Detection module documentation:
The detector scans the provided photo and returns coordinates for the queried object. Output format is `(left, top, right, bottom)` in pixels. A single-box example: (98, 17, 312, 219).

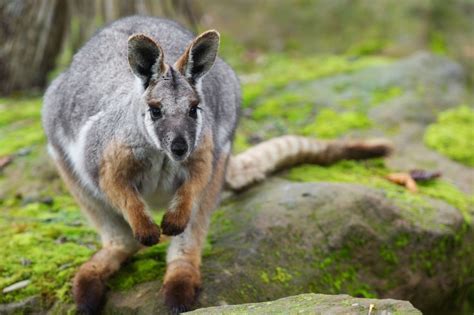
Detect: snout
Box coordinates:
(170, 136, 188, 159)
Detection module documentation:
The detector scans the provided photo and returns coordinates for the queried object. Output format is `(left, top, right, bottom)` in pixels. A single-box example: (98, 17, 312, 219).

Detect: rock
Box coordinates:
(102, 179, 472, 315)
(286, 52, 474, 193)
(2, 280, 31, 294)
(0, 296, 40, 315)
(187, 293, 421, 315)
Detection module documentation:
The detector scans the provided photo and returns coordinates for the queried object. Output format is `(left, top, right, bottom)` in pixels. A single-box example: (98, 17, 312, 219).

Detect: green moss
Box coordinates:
(0, 122, 45, 156)
(347, 39, 387, 56)
(241, 54, 392, 108)
(395, 234, 410, 248)
(302, 109, 371, 139)
(108, 243, 167, 291)
(232, 131, 251, 154)
(252, 92, 312, 123)
(272, 267, 293, 284)
(0, 98, 45, 156)
(424, 105, 474, 166)
(260, 271, 270, 284)
(0, 98, 42, 126)
(232, 55, 395, 155)
(417, 180, 472, 222)
(286, 159, 472, 224)
(308, 246, 377, 298)
(242, 84, 265, 108)
(429, 31, 448, 55)
(409, 233, 466, 276)
(371, 86, 403, 105)
(0, 197, 98, 305)
(380, 246, 399, 265)
(286, 159, 386, 184)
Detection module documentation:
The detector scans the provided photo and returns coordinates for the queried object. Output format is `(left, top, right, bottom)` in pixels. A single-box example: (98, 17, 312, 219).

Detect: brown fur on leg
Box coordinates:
(73, 246, 132, 315)
(161, 134, 214, 236)
(162, 260, 202, 314)
(100, 141, 161, 246)
(73, 266, 105, 315)
(162, 152, 229, 313)
(51, 148, 141, 314)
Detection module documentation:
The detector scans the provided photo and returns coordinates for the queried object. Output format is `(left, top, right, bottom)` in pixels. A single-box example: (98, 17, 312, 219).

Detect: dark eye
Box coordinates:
(149, 107, 162, 120)
(189, 106, 198, 119)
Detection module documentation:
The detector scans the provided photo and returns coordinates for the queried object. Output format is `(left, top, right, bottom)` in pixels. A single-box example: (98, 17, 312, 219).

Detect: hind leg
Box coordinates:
(72, 204, 140, 314)
(54, 159, 140, 314)
(161, 152, 229, 313)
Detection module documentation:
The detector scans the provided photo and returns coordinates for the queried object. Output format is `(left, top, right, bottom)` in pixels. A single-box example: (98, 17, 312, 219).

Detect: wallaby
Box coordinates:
(42, 16, 392, 314)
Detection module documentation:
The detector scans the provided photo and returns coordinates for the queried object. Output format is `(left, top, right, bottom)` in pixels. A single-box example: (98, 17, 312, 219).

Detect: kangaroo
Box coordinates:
(42, 16, 392, 314)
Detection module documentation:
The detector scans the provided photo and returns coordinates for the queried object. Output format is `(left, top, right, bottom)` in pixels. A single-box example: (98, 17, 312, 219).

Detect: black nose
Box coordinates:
(171, 137, 188, 157)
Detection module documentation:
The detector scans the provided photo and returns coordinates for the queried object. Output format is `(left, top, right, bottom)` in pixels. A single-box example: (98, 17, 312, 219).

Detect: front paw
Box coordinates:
(161, 212, 189, 236)
(134, 220, 161, 246)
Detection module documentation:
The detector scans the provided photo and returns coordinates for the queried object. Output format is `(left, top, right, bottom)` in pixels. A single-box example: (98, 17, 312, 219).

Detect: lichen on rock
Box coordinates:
(187, 293, 422, 315)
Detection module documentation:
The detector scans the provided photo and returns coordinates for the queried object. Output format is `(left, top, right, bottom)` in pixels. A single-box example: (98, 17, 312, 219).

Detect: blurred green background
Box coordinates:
(1, 0, 473, 94)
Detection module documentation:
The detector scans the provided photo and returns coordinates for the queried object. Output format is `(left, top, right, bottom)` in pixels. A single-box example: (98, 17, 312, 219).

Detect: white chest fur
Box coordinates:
(140, 153, 188, 210)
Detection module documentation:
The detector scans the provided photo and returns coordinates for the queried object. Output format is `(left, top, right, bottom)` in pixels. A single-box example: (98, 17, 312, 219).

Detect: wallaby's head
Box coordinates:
(128, 30, 220, 162)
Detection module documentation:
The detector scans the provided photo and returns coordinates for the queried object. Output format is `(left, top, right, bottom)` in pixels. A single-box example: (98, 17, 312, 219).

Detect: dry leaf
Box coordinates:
(0, 156, 13, 170)
(385, 173, 418, 193)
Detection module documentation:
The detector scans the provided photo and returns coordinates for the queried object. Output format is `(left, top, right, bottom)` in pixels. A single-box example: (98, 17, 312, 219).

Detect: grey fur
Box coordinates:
(42, 16, 240, 198)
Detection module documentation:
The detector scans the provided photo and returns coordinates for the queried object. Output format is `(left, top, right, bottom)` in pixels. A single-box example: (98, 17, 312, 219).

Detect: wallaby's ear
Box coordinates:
(175, 30, 220, 83)
(128, 34, 165, 88)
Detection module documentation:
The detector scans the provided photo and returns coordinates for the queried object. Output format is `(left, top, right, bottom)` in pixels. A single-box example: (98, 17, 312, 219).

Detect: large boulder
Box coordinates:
(282, 52, 474, 192)
(102, 179, 472, 314)
(188, 293, 421, 315)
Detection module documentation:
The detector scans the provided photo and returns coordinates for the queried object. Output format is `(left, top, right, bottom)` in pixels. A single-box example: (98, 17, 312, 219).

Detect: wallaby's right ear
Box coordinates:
(128, 34, 165, 88)
(174, 30, 220, 84)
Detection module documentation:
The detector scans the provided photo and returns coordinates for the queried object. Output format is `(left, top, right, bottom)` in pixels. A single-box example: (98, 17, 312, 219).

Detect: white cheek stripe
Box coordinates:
(194, 108, 203, 148)
(144, 114, 162, 149)
(133, 75, 145, 94)
(194, 80, 205, 148)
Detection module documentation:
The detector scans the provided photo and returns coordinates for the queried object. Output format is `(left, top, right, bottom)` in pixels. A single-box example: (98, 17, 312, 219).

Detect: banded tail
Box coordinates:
(225, 135, 393, 190)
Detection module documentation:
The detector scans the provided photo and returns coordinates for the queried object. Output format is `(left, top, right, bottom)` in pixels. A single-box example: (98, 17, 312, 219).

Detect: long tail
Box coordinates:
(225, 135, 393, 190)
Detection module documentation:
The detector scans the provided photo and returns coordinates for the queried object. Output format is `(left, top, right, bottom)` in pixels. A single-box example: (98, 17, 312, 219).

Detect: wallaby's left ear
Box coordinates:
(128, 34, 165, 88)
(175, 30, 220, 83)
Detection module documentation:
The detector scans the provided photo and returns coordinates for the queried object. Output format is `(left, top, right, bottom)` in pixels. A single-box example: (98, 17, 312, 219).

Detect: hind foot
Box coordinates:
(162, 262, 201, 314)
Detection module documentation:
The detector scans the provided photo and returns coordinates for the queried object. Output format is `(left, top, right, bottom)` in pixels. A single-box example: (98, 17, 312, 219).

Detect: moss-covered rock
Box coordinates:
(424, 106, 474, 167)
(188, 293, 421, 315)
(99, 178, 473, 315)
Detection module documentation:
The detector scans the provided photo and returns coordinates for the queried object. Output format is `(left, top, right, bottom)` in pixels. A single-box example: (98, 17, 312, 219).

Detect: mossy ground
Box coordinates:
(286, 159, 472, 224)
(0, 98, 45, 156)
(0, 97, 97, 305)
(0, 195, 97, 305)
(424, 105, 474, 167)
